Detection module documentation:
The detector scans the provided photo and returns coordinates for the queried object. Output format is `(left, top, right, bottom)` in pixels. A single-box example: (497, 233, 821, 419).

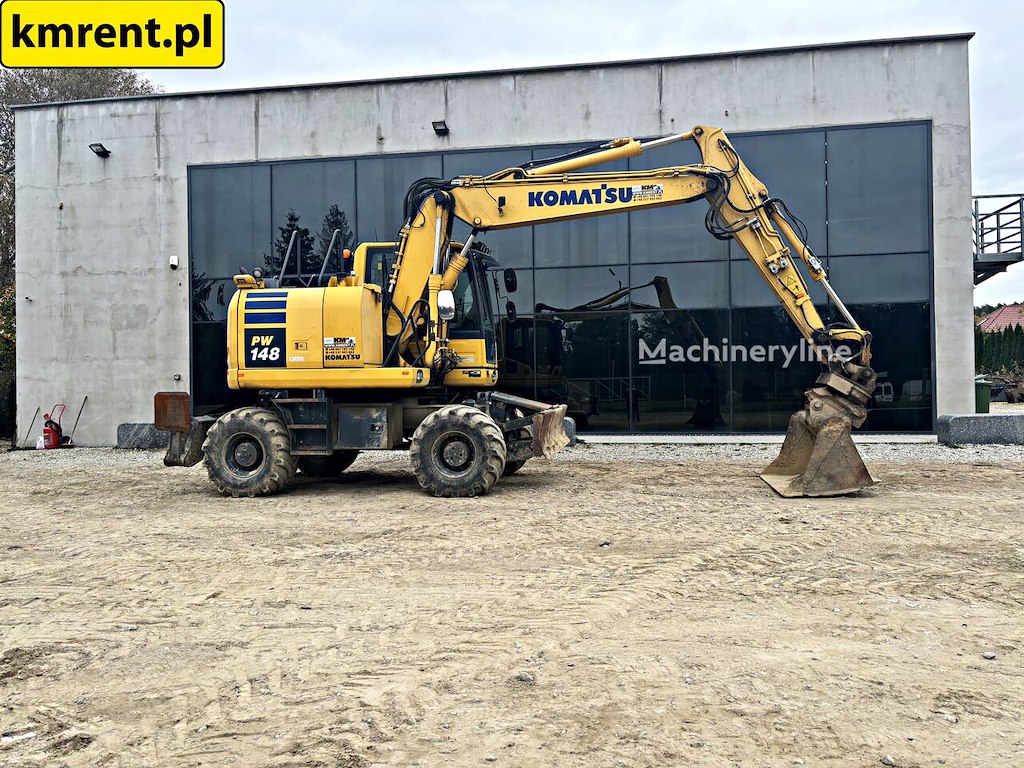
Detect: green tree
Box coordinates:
(975, 303, 1004, 318)
(0, 284, 13, 372)
(316, 204, 355, 277)
(265, 209, 315, 279)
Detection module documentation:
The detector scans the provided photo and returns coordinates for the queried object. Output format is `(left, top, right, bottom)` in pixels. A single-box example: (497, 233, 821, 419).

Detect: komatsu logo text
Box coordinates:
(527, 184, 663, 207)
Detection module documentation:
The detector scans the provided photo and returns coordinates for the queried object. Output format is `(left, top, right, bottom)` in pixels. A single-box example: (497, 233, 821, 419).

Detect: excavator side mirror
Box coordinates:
(503, 268, 518, 293)
(506, 300, 517, 323)
(438, 289, 456, 321)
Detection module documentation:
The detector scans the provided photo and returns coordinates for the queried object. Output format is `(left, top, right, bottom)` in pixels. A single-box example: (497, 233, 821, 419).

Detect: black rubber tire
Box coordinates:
(410, 404, 506, 497)
(202, 407, 297, 497)
(501, 407, 529, 477)
(563, 416, 578, 447)
(297, 450, 359, 477)
(503, 459, 527, 476)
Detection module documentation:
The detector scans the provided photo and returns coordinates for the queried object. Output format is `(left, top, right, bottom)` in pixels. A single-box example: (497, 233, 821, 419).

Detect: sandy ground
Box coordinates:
(0, 442, 1022, 768)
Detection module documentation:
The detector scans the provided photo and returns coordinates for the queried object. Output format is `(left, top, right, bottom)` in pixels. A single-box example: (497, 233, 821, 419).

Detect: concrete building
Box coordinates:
(14, 33, 974, 445)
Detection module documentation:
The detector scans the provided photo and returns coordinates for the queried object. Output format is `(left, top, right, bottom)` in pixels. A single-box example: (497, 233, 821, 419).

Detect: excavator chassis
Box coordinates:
(156, 391, 574, 493)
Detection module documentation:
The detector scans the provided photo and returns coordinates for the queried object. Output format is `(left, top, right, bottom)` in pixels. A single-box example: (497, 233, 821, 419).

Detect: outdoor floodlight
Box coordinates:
(89, 143, 111, 158)
(431, 120, 449, 136)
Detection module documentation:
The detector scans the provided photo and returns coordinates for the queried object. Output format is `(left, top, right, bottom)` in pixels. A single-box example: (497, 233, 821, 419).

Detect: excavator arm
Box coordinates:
(385, 124, 878, 497)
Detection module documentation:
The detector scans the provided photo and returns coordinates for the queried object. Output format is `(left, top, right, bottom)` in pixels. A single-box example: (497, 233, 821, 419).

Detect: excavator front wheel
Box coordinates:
(203, 407, 297, 498)
(410, 405, 507, 497)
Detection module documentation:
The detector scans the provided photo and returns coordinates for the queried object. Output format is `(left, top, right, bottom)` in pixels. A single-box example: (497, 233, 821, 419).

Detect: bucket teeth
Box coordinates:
(761, 409, 875, 498)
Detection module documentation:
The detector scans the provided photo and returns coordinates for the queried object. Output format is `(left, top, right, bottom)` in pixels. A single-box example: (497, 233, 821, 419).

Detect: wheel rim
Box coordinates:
(225, 433, 265, 476)
(436, 431, 475, 476)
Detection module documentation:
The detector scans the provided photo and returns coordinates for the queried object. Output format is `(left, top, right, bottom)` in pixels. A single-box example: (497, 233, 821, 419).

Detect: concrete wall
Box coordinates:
(14, 36, 974, 445)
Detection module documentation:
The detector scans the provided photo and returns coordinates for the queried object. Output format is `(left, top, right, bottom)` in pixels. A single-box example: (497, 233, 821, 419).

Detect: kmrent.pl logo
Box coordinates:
(0, 1, 224, 68)
(638, 337, 853, 368)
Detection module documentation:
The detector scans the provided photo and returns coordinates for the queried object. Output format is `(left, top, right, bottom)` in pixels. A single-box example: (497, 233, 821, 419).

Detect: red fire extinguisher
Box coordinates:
(42, 404, 66, 449)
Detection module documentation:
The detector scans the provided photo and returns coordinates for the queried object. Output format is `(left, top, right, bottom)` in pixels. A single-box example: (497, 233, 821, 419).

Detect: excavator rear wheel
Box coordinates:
(410, 405, 506, 497)
(203, 407, 297, 497)
(297, 450, 359, 477)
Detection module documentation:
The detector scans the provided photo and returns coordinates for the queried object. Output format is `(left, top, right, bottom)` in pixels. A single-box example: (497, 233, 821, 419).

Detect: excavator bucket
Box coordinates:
(531, 403, 570, 459)
(760, 409, 876, 498)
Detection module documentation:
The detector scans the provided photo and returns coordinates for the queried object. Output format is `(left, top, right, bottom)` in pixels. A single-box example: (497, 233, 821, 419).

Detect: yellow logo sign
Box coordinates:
(0, 1, 224, 68)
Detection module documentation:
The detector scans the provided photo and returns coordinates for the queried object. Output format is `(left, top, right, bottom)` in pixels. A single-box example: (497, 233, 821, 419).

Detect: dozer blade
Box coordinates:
(531, 403, 570, 459)
(760, 410, 876, 498)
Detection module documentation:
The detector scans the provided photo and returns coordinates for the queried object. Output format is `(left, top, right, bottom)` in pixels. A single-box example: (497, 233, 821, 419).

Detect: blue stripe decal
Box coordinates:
(245, 312, 287, 324)
(252, 292, 289, 298)
(245, 300, 287, 309)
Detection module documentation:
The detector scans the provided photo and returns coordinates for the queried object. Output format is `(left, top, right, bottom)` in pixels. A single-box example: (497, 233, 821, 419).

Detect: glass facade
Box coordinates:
(188, 121, 934, 431)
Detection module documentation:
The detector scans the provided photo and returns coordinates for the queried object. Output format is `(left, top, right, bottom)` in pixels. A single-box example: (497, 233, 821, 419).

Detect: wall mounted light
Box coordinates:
(431, 120, 449, 137)
(89, 143, 111, 158)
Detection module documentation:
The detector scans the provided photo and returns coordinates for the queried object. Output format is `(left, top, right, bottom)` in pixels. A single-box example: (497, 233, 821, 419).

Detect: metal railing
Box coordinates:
(974, 194, 1024, 284)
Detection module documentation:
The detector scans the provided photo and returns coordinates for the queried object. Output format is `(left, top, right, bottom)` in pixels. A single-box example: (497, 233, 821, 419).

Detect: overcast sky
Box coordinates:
(143, 0, 1024, 304)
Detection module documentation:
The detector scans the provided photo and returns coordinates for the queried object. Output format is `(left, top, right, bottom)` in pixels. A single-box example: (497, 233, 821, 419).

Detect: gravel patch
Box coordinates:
(564, 441, 1024, 464)
(5, 439, 1024, 471)
(991, 401, 1024, 413)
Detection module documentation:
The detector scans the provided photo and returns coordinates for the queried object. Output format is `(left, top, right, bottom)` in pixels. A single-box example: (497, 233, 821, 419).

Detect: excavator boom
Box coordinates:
(387, 124, 877, 496)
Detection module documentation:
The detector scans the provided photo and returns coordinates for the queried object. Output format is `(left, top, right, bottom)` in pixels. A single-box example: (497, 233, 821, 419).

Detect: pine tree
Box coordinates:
(264, 209, 315, 279)
(317, 204, 355, 276)
(1012, 324, 1024, 371)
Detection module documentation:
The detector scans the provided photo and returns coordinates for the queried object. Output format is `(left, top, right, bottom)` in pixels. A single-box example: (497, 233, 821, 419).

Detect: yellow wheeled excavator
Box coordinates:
(158, 124, 876, 498)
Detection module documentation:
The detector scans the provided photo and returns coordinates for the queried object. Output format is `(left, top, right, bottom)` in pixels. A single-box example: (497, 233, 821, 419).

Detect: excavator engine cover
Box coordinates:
(760, 385, 876, 497)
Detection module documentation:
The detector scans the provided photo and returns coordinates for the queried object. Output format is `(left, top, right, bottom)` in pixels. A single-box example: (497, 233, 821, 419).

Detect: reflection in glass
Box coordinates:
(628, 137, 728, 264)
(632, 309, 729, 431)
(727, 130, 827, 255)
(731, 306, 823, 431)
(192, 322, 250, 417)
(500, 314, 631, 432)
(534, 265, 630, 313)
(850, 302, 933, 431)
(191, 274, 236, 323)
(264, 205, 356, 284)
(356, 154, 443, 244)
(189, 165, 271, 278)
(187, 125, 935, 432)
(825, 253, 930, 304)
(629, 262, 729, 311)
(498, 317, 538, 402)
(826, 123, 930, 256)
(556, 315, 630, 432)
